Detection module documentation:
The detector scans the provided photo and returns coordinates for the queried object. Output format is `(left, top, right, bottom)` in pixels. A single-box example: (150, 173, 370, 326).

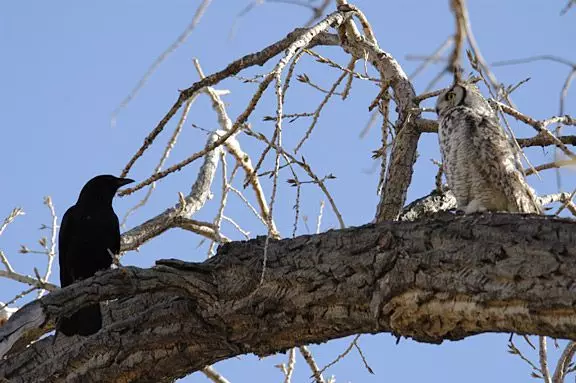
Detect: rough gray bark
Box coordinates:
(1, 213, 576, 382)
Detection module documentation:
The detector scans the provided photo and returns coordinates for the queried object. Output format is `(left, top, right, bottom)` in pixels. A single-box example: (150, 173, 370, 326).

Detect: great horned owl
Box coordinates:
(435, 81, 542, 214)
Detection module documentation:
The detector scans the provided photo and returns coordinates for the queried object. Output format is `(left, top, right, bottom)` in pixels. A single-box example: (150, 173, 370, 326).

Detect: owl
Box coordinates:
(435, 81, 542, 214)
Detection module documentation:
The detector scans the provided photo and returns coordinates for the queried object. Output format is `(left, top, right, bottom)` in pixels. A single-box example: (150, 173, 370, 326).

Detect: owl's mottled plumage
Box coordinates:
(435, 81, 542, 214)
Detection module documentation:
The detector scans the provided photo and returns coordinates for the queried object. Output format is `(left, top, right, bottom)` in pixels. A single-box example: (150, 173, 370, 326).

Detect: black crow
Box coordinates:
(58, 174, 134, 336)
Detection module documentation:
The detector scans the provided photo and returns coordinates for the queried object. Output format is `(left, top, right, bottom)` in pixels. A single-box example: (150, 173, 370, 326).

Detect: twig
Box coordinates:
(111, 0, 213, 126)
(414, 88, 447, 103)
(120, 23, 341, 179)
(121, 92, 197, 226)
(299, 345, 325, 383)
(304, 49, 379, 82)
(37, 197, 58, 298)
(552, 341, 576, 383)
(409, 37, 453, 79)
(459, 0, 501, 93)
(228, 186, 269, 229)
(291, 175, 302, 238)
(0, 287, 36, 311)
(560, 0, 576, 14)
(495, 102, 576, 160)
(525, 160, 576, 176)
(256, 9, 356, 284)
(282, 49, 307, 99)
(194, 58, 279, 238)
(120, 131, 223, 251)
(249, 12, 357, 192)
(303, 0, 332, 27)
(225, 137, 278, 237)
(555, 187, 576, 217)
(424, 69, 448, 93)
(0, 269, 57, 291)
(414, 116, 576, 150)
(121, 10, 351, 194)
(353, 338, 374, 374)
(507, 340, 542, 377)
(296, 73, 344, 95)
(492, 55, 576, 188)
(540, 336, 552, 383)
(0, 208, 25, 237)
(119, 78, 271, 196)
(294, 70, 348, 153)
(263, 112, 315, 122)
(517, 134, 576, 148)
(318, 334, 360, 376)
(283, 348, 296, 383)
(538, 192, 573, 206)
(448, 0, 465, 71)
(201, 365, 231, 383)
(245, 128, 346, 229)
(221, 215, 251, 239)
(358, 109, 379, 138)
(341, 58, 357, 100)
(172, 217, 229, 243)
(208, 154, 234, 257)
(0, 251, 13, 274)
(375, 92, 391, 196)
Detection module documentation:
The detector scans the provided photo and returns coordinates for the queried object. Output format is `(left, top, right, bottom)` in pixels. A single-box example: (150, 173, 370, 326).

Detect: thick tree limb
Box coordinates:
(2, 214, 576, 382)
(338, 36, 420, 221)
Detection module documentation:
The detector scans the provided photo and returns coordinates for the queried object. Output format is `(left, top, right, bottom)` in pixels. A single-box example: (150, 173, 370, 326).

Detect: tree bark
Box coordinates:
(1, 213, 576, 382)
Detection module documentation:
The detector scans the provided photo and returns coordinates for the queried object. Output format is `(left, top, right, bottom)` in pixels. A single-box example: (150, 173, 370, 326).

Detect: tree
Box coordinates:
(1, 1, 575, 382)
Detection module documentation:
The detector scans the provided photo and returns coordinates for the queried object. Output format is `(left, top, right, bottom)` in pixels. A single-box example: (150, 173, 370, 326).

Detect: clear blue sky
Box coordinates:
(1, 1, 574, 382)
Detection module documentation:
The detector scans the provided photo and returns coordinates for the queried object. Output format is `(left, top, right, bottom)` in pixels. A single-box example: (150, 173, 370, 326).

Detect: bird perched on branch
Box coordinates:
(58, 174, 134, 336)
(435, 76, 542, 214)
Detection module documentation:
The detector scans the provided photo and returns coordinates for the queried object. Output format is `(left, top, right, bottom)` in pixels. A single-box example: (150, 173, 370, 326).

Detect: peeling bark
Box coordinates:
(1, 214, 576, 382)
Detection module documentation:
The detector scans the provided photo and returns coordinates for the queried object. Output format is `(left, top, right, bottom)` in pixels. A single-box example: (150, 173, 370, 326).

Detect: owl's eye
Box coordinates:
(446, 92, 456, 101)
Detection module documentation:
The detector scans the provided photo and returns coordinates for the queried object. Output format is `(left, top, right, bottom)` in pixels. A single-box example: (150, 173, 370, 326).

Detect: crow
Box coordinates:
(58, 174, 134, 336)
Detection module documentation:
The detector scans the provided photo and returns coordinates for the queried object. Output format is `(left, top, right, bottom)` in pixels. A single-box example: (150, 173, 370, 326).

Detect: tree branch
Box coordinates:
(2, 214, 576, 381)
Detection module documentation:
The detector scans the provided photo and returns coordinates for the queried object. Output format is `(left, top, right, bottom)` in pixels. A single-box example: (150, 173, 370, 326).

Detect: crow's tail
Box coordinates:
(59, 304, 102, 337)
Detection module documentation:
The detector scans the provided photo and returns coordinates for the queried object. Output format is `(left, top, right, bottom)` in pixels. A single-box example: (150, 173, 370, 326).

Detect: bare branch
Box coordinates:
(245, 127, 345, 229)
(319, 335, 360, 376)
(448, 0, 465, 71)
(111, 0, 213, 125)
(525, 160, 576, 176)
(121, 92, 197, 226)
(0, 208, 25, 238)
(299, 345, 325, 383)
(409, 38, 453, 80)
(540, 336, 552, 383)
(120, 22, 342, 179)
(553, 342, 576, 383)
(294, 70, 347, 153)
(35, 198, 58, 298)
(282, 348, 296, 383)
(0, 269, 57, 292)
(120, 131, 223, 251)
(202, 365, 231, 383)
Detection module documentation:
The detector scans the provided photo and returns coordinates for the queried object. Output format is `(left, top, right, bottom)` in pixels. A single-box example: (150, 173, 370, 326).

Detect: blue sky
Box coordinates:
(1, 1, 575, 382)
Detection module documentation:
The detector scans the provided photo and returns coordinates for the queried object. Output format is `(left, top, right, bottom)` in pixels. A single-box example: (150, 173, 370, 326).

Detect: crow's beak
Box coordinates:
(117, 178, 135, 187)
